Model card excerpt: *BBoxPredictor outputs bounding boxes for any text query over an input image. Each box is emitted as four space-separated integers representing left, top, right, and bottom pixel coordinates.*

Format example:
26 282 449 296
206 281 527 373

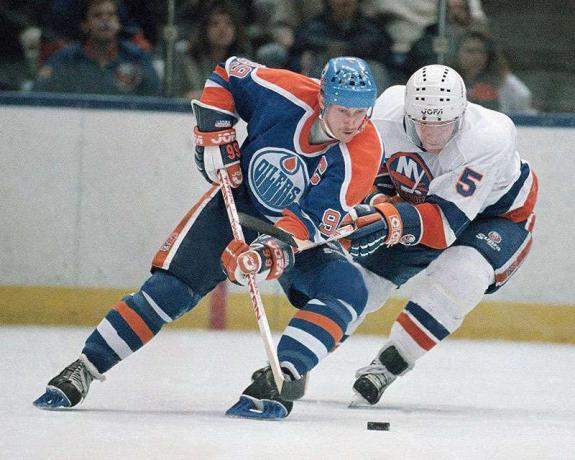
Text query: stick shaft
238 213 356 252
218 170 284 392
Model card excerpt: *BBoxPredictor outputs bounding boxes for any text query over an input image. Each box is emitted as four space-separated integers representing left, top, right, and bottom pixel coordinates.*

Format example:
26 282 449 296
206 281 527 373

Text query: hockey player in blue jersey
341 65 538 406
33 56 384 419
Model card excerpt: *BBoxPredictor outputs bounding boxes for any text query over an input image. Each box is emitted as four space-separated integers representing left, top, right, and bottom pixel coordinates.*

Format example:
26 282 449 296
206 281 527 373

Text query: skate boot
350 345 411 406
33 355 104 409
226 366 295 420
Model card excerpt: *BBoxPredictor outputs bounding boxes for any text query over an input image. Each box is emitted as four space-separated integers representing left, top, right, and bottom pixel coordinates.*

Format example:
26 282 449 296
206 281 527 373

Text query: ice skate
33 355 103 409
350 362 398 407
226 366 294 420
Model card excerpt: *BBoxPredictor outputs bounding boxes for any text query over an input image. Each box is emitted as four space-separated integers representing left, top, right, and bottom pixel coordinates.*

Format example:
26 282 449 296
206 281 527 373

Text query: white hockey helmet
405 64 467 122
404 65 467 150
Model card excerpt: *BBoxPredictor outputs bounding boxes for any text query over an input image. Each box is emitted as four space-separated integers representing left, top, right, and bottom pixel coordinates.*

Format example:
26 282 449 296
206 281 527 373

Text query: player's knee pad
411 246 493 332
130 270 202 324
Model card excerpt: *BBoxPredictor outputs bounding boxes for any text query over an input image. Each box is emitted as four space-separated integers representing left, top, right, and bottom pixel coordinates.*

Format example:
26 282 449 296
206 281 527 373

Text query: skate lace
63 361 91 392
355 362 395 387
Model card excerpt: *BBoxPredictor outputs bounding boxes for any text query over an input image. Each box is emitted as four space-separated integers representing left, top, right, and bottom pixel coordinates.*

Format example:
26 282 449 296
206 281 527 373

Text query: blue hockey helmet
320 57 377 113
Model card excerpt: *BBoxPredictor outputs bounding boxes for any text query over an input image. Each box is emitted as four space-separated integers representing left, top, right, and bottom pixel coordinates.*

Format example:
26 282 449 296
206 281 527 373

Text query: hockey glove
343 203 403 258
193 126 243 187
221 234 296 286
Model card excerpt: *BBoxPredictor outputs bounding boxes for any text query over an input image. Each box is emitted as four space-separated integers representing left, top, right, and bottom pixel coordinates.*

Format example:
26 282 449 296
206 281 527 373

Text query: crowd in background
0 0 538 114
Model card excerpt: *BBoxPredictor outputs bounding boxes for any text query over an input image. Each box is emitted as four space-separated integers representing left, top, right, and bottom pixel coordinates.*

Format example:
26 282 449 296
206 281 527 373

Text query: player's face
414 120 457 154
323 104 369 143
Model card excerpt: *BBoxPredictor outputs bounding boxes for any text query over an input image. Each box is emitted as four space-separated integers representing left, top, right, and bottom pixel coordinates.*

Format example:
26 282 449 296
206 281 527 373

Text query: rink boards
1 94 574 343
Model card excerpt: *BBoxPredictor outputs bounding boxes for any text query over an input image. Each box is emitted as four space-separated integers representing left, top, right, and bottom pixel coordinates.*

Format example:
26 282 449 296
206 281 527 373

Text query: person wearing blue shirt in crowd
33 0 160 96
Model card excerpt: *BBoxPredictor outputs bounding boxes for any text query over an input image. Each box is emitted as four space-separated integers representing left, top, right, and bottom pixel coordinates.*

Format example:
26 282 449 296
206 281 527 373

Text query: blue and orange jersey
198 57 384 242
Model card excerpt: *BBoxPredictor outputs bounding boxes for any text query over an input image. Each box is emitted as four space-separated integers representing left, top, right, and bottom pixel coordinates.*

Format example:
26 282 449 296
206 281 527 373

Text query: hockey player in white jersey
342 64 538 405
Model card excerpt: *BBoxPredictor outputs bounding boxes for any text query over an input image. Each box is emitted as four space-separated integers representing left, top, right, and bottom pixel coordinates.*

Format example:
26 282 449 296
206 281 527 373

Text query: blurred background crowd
1 0 573 113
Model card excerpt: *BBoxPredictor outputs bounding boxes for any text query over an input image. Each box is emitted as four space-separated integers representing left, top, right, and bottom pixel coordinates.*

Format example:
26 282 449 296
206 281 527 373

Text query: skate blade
225 395 288 420
33 386 72 410
348 393 372 409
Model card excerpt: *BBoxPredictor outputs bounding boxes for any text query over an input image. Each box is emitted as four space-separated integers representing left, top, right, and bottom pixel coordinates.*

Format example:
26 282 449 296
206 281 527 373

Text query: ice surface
2 326 574 460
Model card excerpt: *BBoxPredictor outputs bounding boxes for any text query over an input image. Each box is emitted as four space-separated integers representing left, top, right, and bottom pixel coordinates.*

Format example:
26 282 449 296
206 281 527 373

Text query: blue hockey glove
193 127 243 187
344 203 403 258
221 234 295 286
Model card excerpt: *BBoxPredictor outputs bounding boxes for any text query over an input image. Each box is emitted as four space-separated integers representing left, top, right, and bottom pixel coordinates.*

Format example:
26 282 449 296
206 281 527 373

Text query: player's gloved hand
342 203 402 258
193 126 242 187
221 234 296 286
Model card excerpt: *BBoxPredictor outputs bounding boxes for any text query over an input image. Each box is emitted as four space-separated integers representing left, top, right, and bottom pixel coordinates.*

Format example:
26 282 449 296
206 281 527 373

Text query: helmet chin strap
319 116 338 140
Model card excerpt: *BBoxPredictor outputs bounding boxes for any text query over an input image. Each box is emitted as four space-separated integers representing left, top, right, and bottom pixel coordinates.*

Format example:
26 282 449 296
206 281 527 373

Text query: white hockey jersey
370 85 538 249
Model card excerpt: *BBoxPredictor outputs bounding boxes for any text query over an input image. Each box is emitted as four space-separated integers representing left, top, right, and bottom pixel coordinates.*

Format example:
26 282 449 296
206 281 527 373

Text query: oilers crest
386 152 433 204
249 148 309 213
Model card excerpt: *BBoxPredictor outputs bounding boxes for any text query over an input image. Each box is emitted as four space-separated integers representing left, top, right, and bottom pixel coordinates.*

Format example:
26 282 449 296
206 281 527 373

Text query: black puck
367 421 390 431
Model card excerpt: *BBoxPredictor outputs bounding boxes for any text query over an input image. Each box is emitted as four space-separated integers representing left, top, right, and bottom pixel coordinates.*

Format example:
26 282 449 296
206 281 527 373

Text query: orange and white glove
193 126 243 187
221 235 295 286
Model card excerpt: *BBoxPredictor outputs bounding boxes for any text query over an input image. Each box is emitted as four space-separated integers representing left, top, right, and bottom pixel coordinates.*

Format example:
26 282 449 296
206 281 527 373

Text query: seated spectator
0 1 30 90
171 1 253 100
403 0 487 78
451 30 535 114
287 0 393 91
32 0 160 96
38 0 151 66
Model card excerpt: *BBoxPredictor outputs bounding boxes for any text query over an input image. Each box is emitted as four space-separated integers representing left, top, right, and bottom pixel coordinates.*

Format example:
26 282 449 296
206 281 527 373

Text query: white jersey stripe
284 325 329 360
142 291 173 323
97 319 133 359
506 167 534 212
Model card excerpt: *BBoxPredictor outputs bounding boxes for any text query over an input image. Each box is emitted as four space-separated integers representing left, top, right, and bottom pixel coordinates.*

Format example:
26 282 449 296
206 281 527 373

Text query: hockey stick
238 212 357 252
217 169 285 392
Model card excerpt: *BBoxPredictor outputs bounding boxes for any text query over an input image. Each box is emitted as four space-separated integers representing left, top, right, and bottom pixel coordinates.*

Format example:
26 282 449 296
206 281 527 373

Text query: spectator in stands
287 0 393 92
0 1 31 90
38 0 151 67
171 1 253 100
451 30 535 114
32 0 160 96
403 0 486 78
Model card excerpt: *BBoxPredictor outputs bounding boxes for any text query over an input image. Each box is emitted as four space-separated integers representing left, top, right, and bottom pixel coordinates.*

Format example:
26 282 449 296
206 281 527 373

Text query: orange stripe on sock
397 312 436 351
115 301 154 344
295 310 343 344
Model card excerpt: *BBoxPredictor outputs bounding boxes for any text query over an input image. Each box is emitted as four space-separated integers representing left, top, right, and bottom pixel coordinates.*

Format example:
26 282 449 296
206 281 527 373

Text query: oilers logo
386 152 433 203
249 148 309 213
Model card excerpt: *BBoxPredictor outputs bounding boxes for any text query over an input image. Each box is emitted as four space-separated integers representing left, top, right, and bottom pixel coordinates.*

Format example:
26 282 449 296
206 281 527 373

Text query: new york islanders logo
386 152 433 203
249 148 309 212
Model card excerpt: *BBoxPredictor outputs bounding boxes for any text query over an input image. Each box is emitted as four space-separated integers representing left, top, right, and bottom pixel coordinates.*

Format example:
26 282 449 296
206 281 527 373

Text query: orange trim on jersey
214 64 229 82
114 301 154 344
502 171 539 223
294 310 344 345
344 121 384 207
256 67 332 155
152 184 220 268
397 312 437 351
298 108 336 155
256 67 319 108
416 202 448 249
199 87 235 113
275 208 310 241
